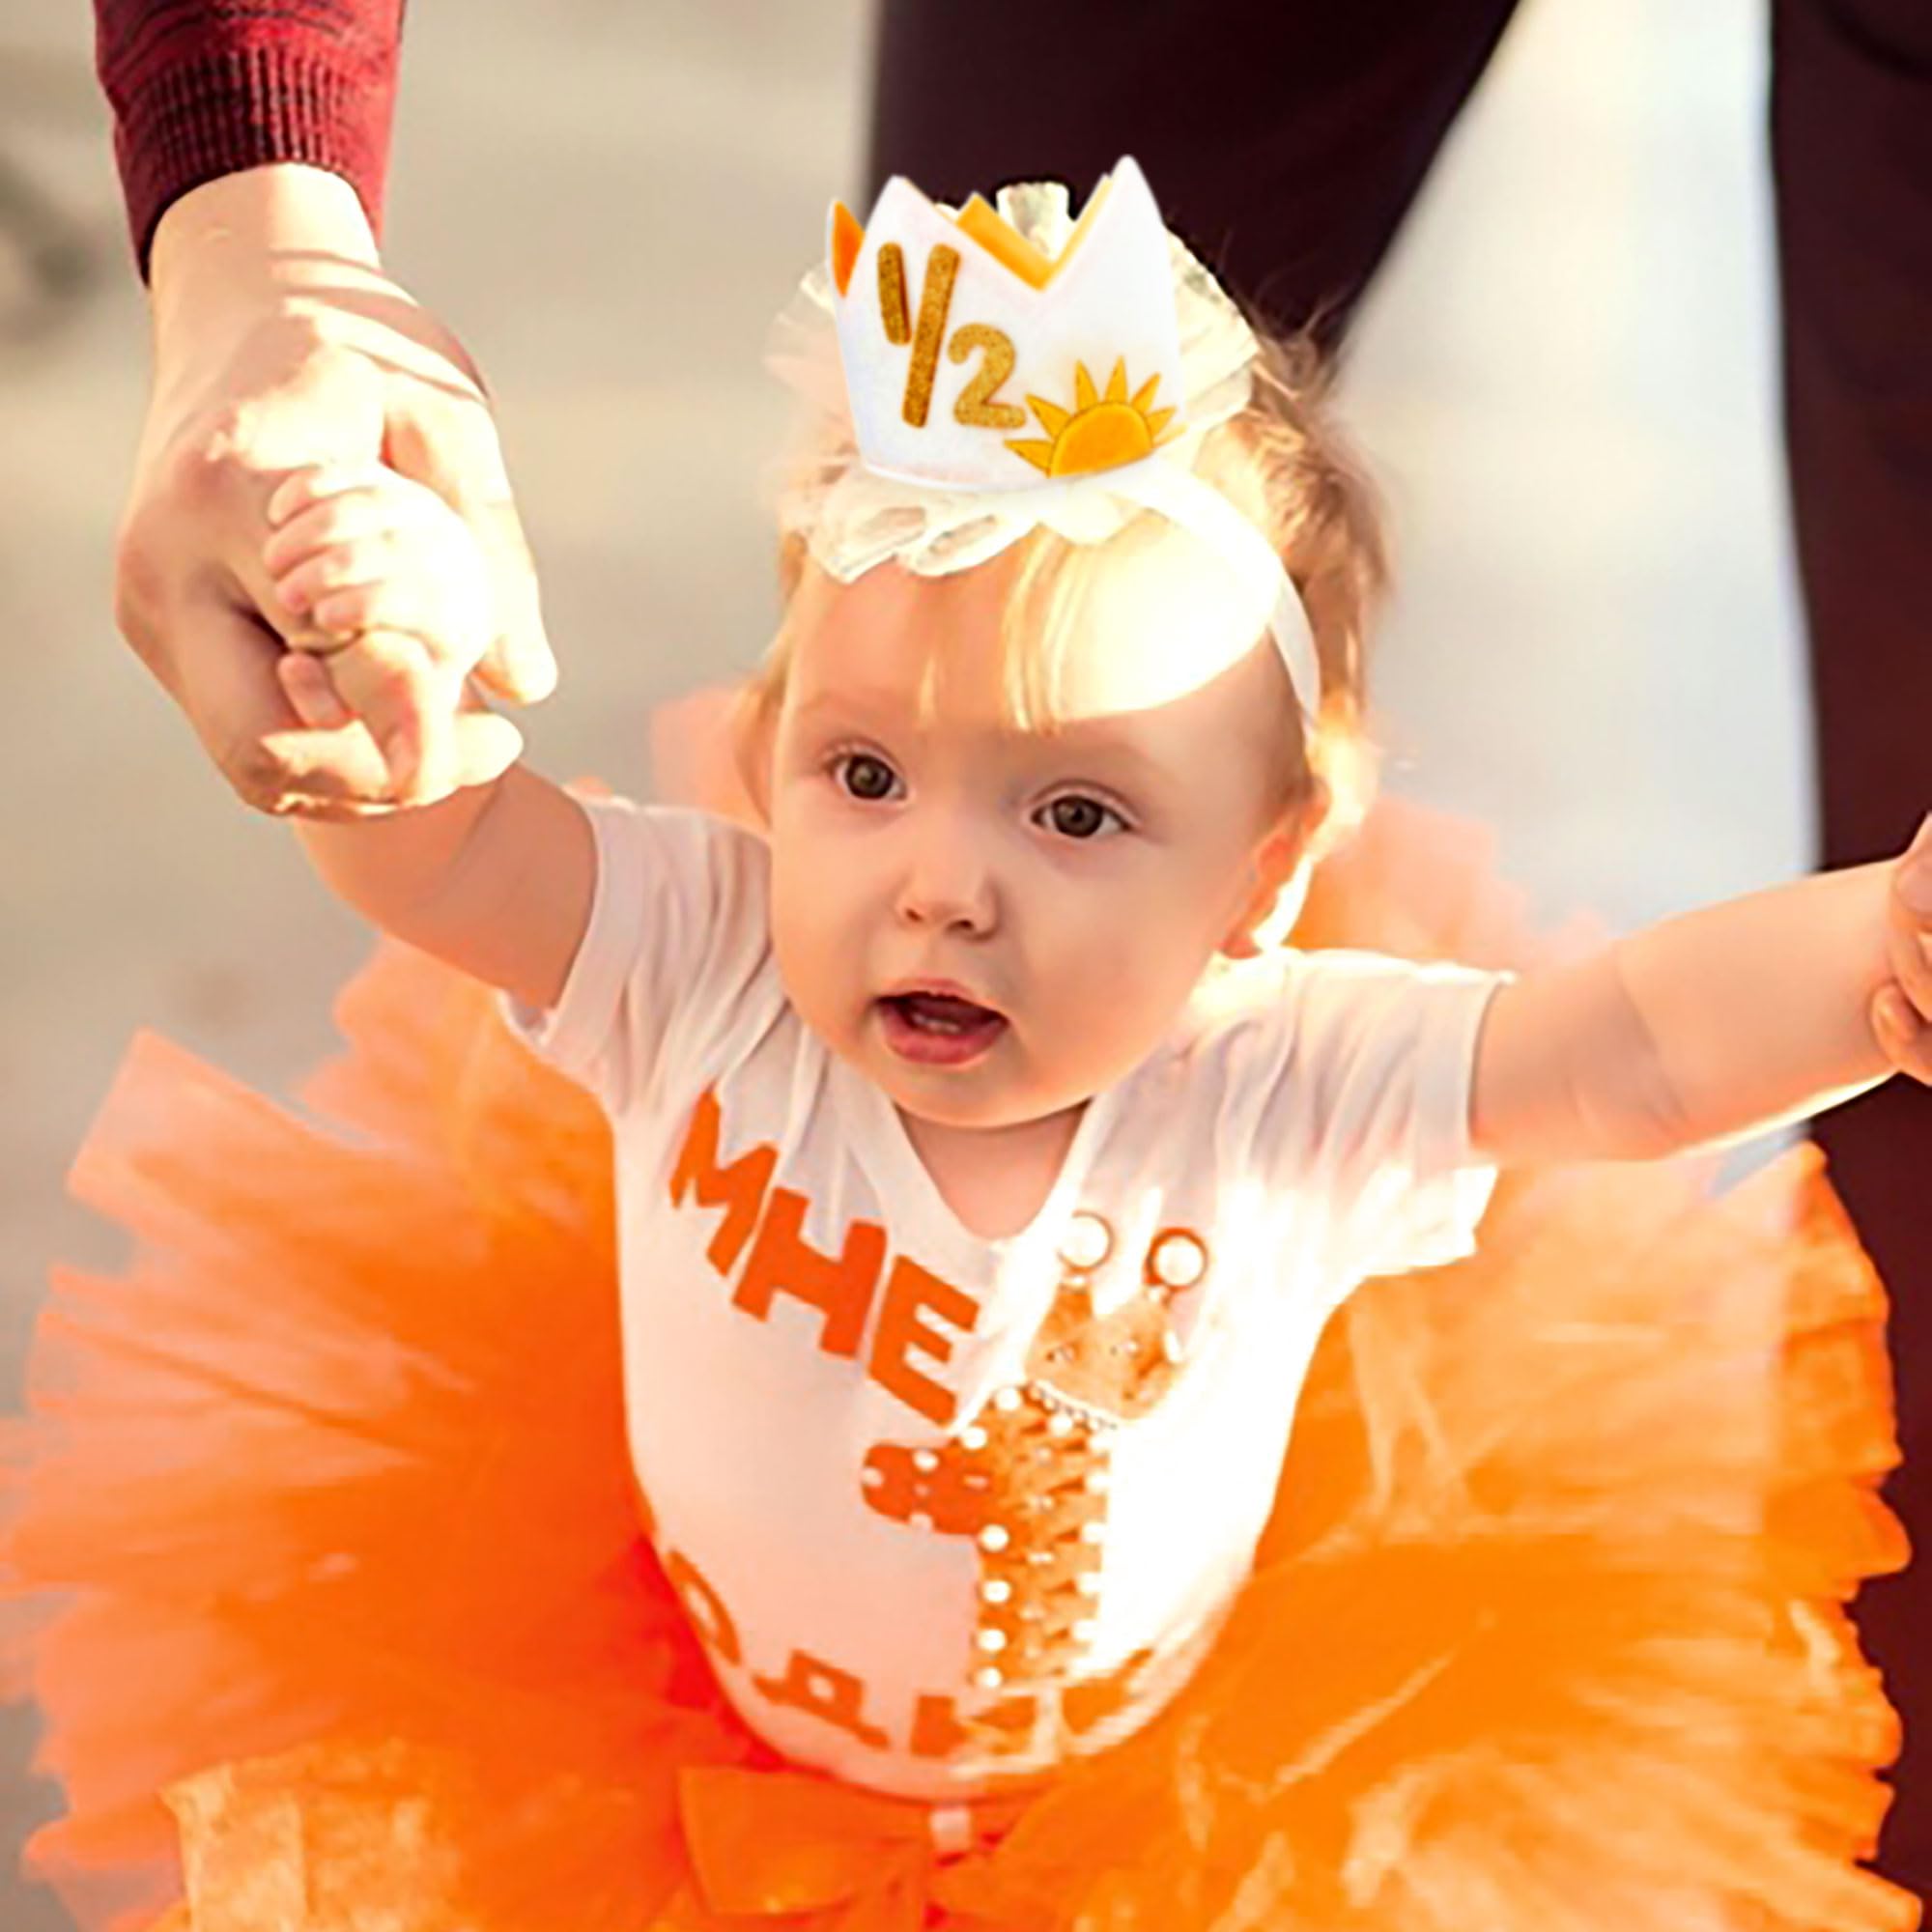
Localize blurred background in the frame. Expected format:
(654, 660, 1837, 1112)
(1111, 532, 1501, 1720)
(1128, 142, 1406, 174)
(0, 0, 1807, 1922)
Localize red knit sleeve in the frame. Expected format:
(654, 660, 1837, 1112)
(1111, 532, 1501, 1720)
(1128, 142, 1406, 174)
(94, 0, 407, 280)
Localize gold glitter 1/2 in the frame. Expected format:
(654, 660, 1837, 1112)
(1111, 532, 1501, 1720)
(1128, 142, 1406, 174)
(948, 324, 1027, 430)
(900, 243, 961, 428)
(876, 242, 911, 347)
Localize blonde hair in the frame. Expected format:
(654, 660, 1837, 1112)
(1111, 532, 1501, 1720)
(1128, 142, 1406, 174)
(744, 316, 1386, 840)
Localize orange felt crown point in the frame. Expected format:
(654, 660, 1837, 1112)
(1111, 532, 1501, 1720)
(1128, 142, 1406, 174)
(830, 201, 865, 298)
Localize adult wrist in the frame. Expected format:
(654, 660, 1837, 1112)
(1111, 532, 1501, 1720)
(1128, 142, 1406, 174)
(150, 165, 384, 342)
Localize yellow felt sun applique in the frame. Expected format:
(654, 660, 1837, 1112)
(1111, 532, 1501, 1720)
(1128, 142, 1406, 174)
(1006, 357, 1179, 478)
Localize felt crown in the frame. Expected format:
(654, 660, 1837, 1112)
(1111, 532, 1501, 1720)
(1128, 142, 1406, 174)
(829, 157, 1185, 493)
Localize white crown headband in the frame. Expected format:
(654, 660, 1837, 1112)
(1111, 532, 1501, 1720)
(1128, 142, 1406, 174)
(767, 157, 1322, 724)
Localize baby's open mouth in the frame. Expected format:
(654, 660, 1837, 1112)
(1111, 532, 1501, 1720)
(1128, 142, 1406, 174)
(876, 990, 1008, 1066)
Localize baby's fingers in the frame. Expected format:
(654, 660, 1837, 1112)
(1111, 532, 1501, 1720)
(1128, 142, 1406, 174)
(322, 627, 459, 800)
(270, 651, 523, 803)
(285, 565, 493, 674)
(264, 467, 409, 574)
(272, 529, 412, 620)
(267, 466, 495, 676)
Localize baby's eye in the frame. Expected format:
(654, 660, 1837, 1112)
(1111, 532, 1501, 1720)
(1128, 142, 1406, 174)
(834, 751, 901, 803)
(1037, 794, 1125, 841)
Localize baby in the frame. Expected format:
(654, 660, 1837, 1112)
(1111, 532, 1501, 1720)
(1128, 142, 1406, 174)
(251, 165, 1927, 1807)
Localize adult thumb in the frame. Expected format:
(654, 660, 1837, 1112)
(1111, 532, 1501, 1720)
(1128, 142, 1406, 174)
(384, 398, 558, 705)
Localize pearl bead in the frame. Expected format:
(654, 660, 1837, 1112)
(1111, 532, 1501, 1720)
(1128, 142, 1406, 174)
(975, 1665, 1005, 1690)
(960, 1425, 988, 1452)
(1148, 1230, 1208, 1289)
(912, 1449, 939, 1472)
(979, 1524, 1010, 1552)
(993, 1386, 1023, 1412)
(977, 1627, 1009, 1654)
(1059, 1210, 1113, 1270)
(980, 1578, 1012, 1605)
(1047, 1411, 1074, 1437)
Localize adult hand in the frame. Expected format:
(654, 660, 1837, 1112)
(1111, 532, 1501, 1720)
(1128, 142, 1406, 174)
(1873, 814, 1932, 1085)
(118, 164, 554, 815)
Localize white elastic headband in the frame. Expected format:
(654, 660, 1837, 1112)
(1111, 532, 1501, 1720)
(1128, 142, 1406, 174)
(1095, 454, 1321, 725)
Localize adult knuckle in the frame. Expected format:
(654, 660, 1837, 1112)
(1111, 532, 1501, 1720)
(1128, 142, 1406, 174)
(110, 519, 168, 648)
(222, 735, 290, 811)
(159, 423, 254, 524)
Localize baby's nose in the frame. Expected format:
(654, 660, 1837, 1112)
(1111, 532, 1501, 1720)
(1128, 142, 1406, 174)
(895, 839, 997, 934)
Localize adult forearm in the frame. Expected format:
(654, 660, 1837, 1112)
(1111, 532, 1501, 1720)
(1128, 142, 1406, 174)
(1614, 861, 1894, 1151)
(95, 0, 406, 278)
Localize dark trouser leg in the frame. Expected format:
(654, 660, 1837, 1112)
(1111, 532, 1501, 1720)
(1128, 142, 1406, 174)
(865, 0, 1521, 343)
(1775, 0, 1932, 1896)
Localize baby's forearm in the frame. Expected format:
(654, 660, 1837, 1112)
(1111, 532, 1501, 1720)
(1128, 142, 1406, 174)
(294, 774, 505, 948)
(1613, 860, 1893, 1149)
(293, 764, 593, 1011)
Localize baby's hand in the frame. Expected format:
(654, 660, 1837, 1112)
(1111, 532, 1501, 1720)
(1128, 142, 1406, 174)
(1873, 814, 1932, 1085)
(265, 465, 504, 801)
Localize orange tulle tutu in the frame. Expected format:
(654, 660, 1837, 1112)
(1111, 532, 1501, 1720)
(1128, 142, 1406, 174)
(1, 783, 1919, 1932)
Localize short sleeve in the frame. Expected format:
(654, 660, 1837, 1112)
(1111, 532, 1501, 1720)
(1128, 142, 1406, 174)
(1204, 949, 1510, 1286)
(500, 797, 772, 1116)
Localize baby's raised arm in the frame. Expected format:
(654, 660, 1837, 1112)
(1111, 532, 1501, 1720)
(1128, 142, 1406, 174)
(266, 465, 594, 1010)
(1469, 846, 1920, 1164)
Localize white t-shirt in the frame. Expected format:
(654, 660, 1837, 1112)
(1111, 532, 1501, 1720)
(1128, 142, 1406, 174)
(507, 798, 1504, 1800)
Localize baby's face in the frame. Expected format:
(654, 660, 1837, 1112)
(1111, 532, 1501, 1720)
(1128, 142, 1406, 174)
(763, 535, 1305, 1135)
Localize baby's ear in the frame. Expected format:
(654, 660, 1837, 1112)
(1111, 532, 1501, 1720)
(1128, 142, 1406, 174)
(1220, 781, 1331, 958)
(726, 690, 778, 832)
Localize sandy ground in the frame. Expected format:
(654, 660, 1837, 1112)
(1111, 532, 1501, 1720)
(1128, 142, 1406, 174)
(0, 0, 1809, 1922)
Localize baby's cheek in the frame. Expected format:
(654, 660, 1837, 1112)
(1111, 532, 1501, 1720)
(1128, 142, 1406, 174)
(1068, 921, 1204, 1060)
(770, 863, 854, 1020)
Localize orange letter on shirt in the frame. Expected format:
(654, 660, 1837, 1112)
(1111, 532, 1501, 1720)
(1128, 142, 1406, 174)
(669, 1088, 776, 1276)
(753, 1650, 890, 1750)
(868, 1258, 980, 1425)
(909, 1690, 1037, 1760)
(733, 1187, 884, 1359)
